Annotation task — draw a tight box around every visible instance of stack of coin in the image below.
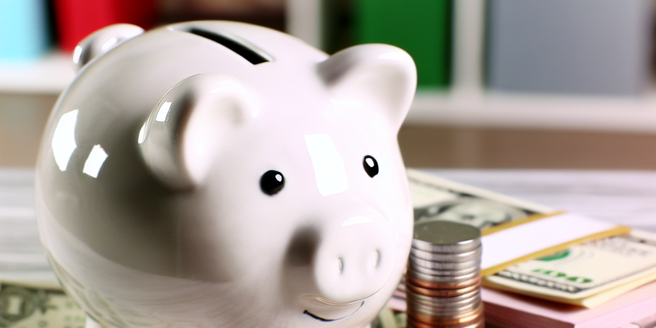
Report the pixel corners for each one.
[406,220,484,328]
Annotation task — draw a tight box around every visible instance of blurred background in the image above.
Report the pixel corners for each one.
[1,0,656,169]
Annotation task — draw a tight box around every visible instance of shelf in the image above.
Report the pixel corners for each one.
[406,89,656,134]
[286,0,656,134]
[2,49,655,135]
[0,51,75,95]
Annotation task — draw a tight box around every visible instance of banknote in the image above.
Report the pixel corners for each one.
[407,169,553,230]
[0,281,86,328]
[406,169,655,309]
[2,278,403,328]
[483,230,656,308]
[370,307,407,328]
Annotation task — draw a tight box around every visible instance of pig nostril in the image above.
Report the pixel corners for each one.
[368,250,381,270]
[335,257,344,275]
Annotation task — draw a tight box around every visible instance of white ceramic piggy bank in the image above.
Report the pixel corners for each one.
[35,21,416,328]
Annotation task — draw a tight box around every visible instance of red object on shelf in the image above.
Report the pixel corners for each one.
[55,0,157,52]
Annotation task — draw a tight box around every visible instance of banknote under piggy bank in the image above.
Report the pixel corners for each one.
[35,21,416,328]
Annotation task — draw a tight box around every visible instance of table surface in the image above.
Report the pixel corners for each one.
[2,168,656,282]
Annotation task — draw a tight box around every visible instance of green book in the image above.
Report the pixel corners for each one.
[353,0,453,88]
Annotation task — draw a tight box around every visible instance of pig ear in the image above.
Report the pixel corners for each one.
[138,73,252,190]
[73,24,144,73]
[318,44,416,131]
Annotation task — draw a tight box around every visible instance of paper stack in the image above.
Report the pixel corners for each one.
[483,283,656,328]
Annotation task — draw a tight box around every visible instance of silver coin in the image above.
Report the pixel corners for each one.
[409,296,481,311]
[409,254,481,270]
[408,268,480,283]
[408,299,480,317]
[408,289,480,304]
[410,262,479,276]
[410,243,482,256]
[412,220,481,253]
[410,246,482,263]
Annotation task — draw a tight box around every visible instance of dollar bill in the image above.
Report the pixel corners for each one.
[484,230,656,308]
[407,169,553,230]
[405,169,656,309]
[0,281,86,328]
[370,307,397,328]
[370,307,407,328]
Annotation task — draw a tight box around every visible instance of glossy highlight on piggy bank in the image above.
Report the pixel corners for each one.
[35,21,416,328]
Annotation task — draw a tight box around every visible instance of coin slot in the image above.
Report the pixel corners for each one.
[186,28,270,65]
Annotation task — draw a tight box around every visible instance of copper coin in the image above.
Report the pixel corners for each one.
[407,274,481,289]
[407,304,483,325]
[407,312,483,327]
[409,300,480,317]
[408,314,484,328]
[409,296,479,310]
[408,300,482,318]
[407,314,485,328]
[406,280,479,297]
[408,289,480,304]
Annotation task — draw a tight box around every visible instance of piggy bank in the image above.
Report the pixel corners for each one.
[35,21,416,328]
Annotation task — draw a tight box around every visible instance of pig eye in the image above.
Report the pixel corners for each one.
[363,155,379,178]
[260,170,285,195]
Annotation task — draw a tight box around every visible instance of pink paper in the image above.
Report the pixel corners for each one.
[482,282,656,328]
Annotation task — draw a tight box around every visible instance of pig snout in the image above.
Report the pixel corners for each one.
[313,213,396,304]
[285,209,397,308]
